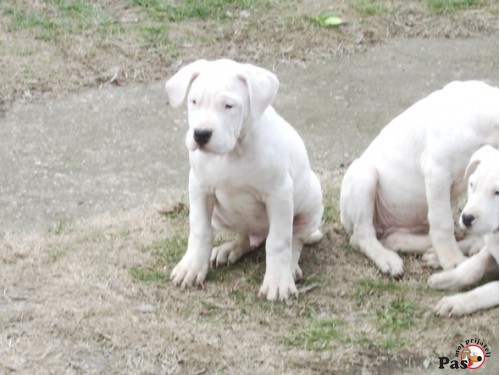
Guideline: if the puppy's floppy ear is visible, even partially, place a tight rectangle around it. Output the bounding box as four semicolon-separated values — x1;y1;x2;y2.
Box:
464;145;496;180
165;59;208;108
238;64;279;119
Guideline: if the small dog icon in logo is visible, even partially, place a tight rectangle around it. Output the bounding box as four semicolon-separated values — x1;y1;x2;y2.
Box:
461;345;486;369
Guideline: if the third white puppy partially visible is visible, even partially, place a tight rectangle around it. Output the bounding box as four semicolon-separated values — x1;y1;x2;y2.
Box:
340;81;499;276
428;145;499;317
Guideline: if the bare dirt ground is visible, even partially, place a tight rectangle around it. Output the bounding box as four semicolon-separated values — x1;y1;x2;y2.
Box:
1;1;499;374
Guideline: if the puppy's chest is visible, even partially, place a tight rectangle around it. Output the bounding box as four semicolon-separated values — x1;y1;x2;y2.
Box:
213;188;269;234
192;152;267;188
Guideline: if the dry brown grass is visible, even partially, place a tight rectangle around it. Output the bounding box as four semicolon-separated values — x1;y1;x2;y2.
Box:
0;0;498;108
1;171;498;373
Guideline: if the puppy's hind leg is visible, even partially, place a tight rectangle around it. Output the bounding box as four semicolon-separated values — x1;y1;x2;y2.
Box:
381;232;432;254
211;234;253;267
340;160;404;276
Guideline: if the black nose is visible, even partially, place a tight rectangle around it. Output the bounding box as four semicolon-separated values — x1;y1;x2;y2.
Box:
461;213;475;228
193;129;212;146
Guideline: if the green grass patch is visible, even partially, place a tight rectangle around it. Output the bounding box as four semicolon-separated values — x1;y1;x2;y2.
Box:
4;7;59;41
350;0;484;16
428;0;481;12
130;266;169;282
322;186;340;224
285;317;350;350
3;2;117;41
44;247;70;263
140;23;170;47
354;278;400;302
48;219;73;235
139;232;188;264
130;0;260;22
350;0;393;15
376;297;419;332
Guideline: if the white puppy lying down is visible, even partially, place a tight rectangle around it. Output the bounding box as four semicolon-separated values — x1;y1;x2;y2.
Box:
165;59;323;301
340;81;499;276
428;146;499;317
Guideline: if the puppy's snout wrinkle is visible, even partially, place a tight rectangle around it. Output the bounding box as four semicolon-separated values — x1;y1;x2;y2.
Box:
461;213;475;228
193;129;213;146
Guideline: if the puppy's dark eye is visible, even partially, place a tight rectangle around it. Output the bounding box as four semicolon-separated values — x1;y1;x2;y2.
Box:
225;104;234;110
495;191;499;196
190;99;197;105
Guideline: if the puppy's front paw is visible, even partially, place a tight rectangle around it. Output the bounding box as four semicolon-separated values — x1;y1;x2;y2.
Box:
171;252;208;288
374;249;404;277
439;253;466;271
422;250;440;269
427;270;457;290
434;295;469;317
259;267;298;301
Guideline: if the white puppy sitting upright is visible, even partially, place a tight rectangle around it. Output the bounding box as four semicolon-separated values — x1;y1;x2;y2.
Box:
428;145;499;317
165;59;323;301
340;81;499;276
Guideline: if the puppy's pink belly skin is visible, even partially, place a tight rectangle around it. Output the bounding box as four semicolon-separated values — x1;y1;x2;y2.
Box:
374;207;429;237
212;205;269;238
374;189;429;237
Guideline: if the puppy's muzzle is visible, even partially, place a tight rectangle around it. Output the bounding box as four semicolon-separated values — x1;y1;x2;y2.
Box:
193;129;213;146
461;213;475;228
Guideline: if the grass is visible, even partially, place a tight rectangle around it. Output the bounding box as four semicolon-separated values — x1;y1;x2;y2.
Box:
2;202;497;373
130;0;260;22
349;0;486;15
322;184;342;225
428;0;482;12
1;0;496;107
285;317;350;350
129;266;169;282
130;229;188;282
45;247;70;263
377;297;419;332
4;0;254;45
140;231;188;263
354;278;400;302
3;2;115;41
4;7;59;41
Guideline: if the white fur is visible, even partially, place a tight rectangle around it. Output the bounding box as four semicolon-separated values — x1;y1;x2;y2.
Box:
428;145;499;317
165;59;323;301
340;81;499;276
